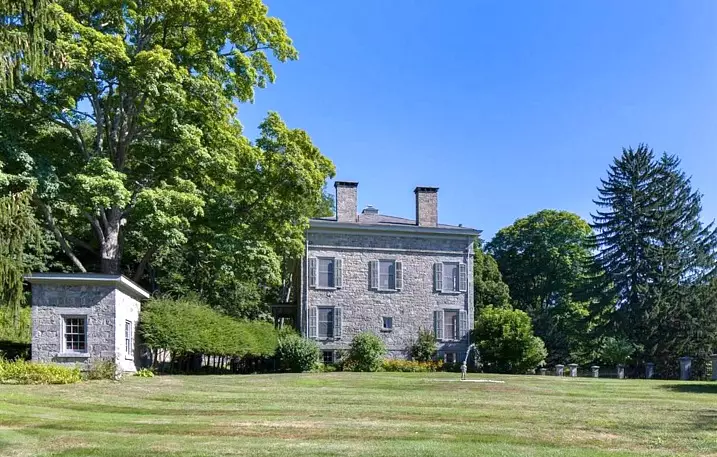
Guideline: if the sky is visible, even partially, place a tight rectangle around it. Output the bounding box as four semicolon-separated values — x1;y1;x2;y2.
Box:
238;1;717;241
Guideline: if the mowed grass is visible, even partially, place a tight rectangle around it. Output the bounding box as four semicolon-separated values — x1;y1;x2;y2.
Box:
1;372;717;456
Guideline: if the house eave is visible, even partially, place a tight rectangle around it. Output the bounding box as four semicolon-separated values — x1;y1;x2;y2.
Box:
24;273;151;300
308;219;481;237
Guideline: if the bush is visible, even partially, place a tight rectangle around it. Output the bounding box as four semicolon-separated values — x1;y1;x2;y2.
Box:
0;359;81;384
409;328;437;362
139;296;279;364
600;337;639;366
381;359;441;372
473;306;547;374
134;368;155;378
346;332;386;372
276;333;320;372
85;360;117;380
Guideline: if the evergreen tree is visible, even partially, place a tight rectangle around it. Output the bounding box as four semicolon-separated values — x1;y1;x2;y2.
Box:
592;145;717;373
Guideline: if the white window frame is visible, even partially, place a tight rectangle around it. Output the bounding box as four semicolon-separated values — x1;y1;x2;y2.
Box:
443;262;459;292
317;306;335;339
317;257;336;289
443;309;460;341
125;320;134;359
322;350;335;364
378;259;396;291
62;315;88;355
444;352;457;364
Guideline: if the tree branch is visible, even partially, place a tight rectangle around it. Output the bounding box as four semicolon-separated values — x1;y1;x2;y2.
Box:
38;200;87;272
133;246;158;283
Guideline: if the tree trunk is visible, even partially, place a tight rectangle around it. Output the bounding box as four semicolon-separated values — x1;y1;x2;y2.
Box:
100;211;122;274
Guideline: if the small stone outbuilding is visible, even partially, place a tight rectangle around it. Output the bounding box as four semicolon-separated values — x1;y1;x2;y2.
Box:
26;273;150;372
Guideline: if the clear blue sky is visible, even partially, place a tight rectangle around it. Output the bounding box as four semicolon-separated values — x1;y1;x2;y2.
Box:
239;1;717;241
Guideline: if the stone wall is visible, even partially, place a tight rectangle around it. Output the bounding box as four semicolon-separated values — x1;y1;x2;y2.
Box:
31;284;117;369
303;230;474;360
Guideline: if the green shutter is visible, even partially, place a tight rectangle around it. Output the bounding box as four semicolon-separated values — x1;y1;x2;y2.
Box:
308;258;317;288
395;261;403;290
459;263;467;292
459;310;468;340
335;258;343;288
434;263;443;292
434;310;444;341
308;307;317;339
333;307;343;339
369;260;378;289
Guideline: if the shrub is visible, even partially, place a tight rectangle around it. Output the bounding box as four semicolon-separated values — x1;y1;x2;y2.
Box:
139;296;279;365
409;328;437;362
276;333;320;372
381;359;441;372
600;337;639;366
346;332;386;372
0;359;81;384
473;306;547;374
0;306;31;344
134;368;155;378
85;360;117;380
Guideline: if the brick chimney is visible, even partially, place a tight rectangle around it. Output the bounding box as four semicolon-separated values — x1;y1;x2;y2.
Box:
334;181;358;222
414;187;438;227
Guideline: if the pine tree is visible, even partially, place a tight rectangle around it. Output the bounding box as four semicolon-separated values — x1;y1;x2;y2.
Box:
592;145;717;373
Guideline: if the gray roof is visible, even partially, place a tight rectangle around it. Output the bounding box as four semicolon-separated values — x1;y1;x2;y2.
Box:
311;213;480;235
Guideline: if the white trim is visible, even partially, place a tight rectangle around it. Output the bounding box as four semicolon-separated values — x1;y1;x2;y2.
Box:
309;219;480;236
25;273;150;300
309;245;468;256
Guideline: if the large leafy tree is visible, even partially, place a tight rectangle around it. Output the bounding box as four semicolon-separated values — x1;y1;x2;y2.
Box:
592;145;717;371
487;210;600;364
473;242;511;310
0;0;334;288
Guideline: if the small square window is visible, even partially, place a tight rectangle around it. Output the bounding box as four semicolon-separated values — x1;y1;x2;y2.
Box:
64;317;86;353
382;316;393;331
322;350;334;364
444;353;456;364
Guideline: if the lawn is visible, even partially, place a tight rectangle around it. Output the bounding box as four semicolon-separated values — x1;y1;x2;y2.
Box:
1;372;716;457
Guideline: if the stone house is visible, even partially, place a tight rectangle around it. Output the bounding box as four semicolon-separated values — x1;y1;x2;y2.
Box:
26;273;150;372
300;182;479;363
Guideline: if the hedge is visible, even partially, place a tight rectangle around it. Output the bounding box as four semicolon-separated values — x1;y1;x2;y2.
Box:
0;359;81;384
139;296;278;359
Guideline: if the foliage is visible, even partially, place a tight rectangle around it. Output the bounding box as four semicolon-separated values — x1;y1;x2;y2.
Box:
0;305;30;343
139;296;278;359
599;337;639;366
408;328;437;362
134;368;155;378
0;358;81;384
487;210;601;364
381;359;441;372
276;333;320;373
592;145;717;368
346;332;386;372
474;242;511;309
0;190;41;326
473;306;547;374
85;360;117;380
0;0;335;295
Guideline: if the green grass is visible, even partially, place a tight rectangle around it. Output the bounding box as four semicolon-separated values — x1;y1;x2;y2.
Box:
1;372;717;456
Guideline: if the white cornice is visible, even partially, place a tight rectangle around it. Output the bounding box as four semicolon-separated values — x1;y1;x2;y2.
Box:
309;220;480;237
24;273;150;300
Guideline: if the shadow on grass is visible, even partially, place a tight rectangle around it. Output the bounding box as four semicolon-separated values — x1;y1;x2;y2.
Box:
660;383;717;394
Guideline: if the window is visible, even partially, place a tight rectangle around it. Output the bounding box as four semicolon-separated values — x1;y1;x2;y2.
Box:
318;258;335;288
318;307;334;338
64;317;86;352
382;316;393;331
444;310;459;340
322;351;334;364
444;353;456;364
379;260;395;290
443;262;459;292
125;320;134;358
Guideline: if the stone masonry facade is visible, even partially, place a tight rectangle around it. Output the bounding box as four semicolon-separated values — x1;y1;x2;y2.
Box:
300;182;479;362
29;274;148;372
